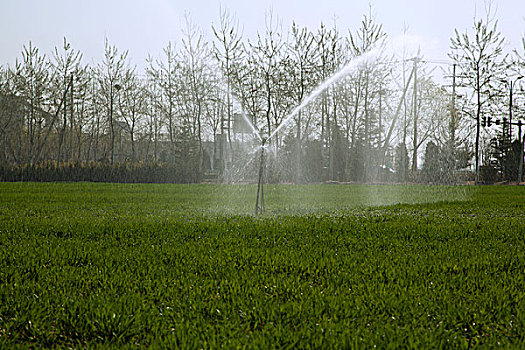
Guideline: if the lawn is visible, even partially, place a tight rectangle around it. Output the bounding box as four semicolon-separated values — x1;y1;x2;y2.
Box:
0;182;524;348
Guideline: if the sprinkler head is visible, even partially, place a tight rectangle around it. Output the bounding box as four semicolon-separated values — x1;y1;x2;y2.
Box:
261;137;267;146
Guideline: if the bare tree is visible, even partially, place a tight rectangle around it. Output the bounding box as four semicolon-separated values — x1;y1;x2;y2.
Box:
413;75;451;161
285;23;319;182
97;38;129;164
346;11;387;181
117;68;146;161
69;63;91;162
250;11;285;139
314;23;340;179
0;66;20;165
180;13;212;172
203;71;226;168
212;8;244;161
147;42;181;163
50;37;83;163
449;5;506;184
142;79;163;162
12;42;53;164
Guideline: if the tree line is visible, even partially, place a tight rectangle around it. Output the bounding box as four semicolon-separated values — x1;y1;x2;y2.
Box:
1;8;524;184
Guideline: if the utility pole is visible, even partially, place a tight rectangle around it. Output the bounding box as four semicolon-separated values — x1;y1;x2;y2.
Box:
501;76;524;183
110;83;115;165
519;120;524;185
450;64;457;158
378;82;382;153
381;65;415;173
109;83;122;165
412;58;418;172
447;63;458;181
509;81;513;141
474;69;481;185
69;75;74;162
218;99;225;175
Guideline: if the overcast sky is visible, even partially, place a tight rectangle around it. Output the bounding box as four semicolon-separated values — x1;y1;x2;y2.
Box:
1;0;524;70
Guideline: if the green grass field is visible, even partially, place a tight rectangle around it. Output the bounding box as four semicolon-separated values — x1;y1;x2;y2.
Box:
1;182;524;348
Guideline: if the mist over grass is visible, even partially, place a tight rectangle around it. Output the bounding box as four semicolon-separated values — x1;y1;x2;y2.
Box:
0;182;474;219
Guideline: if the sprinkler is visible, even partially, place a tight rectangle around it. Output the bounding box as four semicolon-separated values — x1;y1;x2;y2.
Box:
248;50;378;214
255;137;267;215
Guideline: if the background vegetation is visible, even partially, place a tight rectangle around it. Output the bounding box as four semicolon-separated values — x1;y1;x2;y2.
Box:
1;5;524;184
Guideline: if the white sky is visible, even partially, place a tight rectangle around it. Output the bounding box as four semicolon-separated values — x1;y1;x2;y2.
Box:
1;0;524;70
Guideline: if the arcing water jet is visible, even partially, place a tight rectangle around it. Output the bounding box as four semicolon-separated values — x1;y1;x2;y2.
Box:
247;49;380;214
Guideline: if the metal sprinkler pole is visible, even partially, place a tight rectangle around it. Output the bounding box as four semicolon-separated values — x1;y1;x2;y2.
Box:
519;125;524;185
255;138;266;215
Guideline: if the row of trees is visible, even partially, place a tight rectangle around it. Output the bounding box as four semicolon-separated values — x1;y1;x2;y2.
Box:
1;7;524;183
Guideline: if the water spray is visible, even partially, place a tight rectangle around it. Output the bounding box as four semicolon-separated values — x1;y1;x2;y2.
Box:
248;48;381;214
